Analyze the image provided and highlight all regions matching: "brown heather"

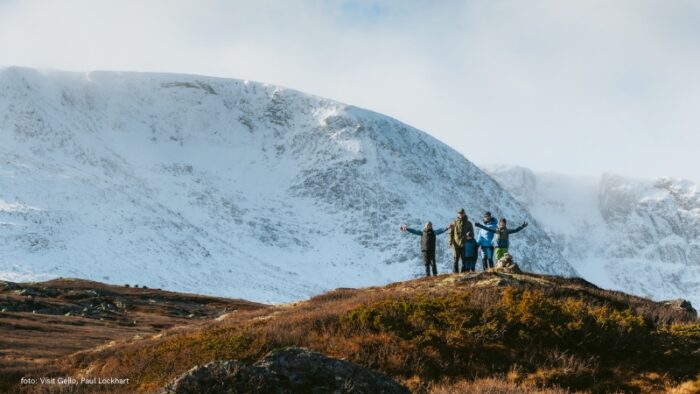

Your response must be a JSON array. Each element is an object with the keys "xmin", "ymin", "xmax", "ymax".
[{"xmin": 9, "ymin": 271, "xmax": 700, "ymax": 393}]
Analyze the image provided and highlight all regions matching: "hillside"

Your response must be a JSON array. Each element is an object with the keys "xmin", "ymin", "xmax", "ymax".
[
  {"xmin": 0, "ymin": 277, "xmax": 265, "ymax": 388},
  {"xmin": 6, "ymin": 269, "xmax": 699, "ymax": 393},
  {"xmin": 0, "ymin": 67, "xmax": 575, "ymax": 303},
  {"xmin": 486, "ymin": 165, "xmax": 700, "ymax": 308}
]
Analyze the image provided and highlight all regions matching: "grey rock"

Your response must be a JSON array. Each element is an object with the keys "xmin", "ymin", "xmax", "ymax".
[
  {"xmin": 0, "ymin": 281, "xmax": 21, "ymax": 291},
  {"xmin": 495, "ymin": 253, "xmax": 522, "ymax": 274},
  {"xmin": 160, "ymin": 360, "xmax": 281, "ymax": 394},
  {"xmin": 160, "ymin": 347, "xmax": 409, "ymax": 394},
  {"xmin": 662, "ymin": 299, "xmax": 697, "ymax": 315}
]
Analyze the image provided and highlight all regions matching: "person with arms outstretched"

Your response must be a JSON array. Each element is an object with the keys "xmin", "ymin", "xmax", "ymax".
[
  {"xmin": 477, "ymin": 211, "xmax": 498, "ymax": 270},
  {"xmin": 475, "ymin": 218, "xmax": 528, "ymax": 262},
  {"xmin": 401, "ymin": 221, "xmax": 449, "ymax": 277}
]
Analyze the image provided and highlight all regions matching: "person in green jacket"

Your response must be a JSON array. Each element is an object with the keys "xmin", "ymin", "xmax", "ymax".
[
  {"xmin": 474, "ymin": 218, "xmax": 528, "ymax": 262},
  {"xmin": 448, "ymin": 208, "xmax": 474, "ymax": 273}
]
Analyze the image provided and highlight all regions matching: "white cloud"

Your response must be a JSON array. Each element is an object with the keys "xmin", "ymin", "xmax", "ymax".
[{"xmin": 1, "ymin": 0, "xmax": 699, "ymax": 180}]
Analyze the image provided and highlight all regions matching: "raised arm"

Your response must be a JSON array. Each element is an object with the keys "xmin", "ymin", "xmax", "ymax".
[
  {"xmin": 508, "ymin": 222, "xmax": 528, "ymax": 234},
  {"xmin": 405, "ymin": 228, "xmax": 423, "ymax": 236},
  {"xmin": 433, "ymin": 227, "xmax": 449, "ymax": 235},
  {"xmin": 475, "ymin": 222, "xmax": 497, "ymax": 233}
]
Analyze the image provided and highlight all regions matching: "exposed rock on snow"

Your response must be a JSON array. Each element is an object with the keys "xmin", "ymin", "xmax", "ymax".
[{"xmin": 486, "ymin": 165, "xmax": 700, "ymax": 307}]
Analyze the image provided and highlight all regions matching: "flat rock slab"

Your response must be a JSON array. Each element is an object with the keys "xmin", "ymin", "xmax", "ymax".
[{"xmin": 160, "ymin": 347, "xmax": 410, "ymax": 394}]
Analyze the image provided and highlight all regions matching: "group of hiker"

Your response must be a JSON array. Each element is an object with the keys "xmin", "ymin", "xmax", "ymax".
[{"xmin": 400, "ymin": 209, "xmax": 528, "ymax": 277}]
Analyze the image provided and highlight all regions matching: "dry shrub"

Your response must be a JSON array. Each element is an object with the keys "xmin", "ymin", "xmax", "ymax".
[
  {"xmin": 429, "ymin": 377, "xmax": 581, "ymax": 394},
  {"xmin": 667, "ymin": 374, "xmax": 700, "ymax": 394},
  {"xmin": 15, "ymin": 276, "xmax": 700, "ymax": 394},
  {"xmin": 523, "ymin": 350, "xmax": 599, "ymax": 389}
]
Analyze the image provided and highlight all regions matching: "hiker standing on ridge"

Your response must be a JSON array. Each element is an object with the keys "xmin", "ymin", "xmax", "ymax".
[
  {"xmin": 401, "ymin": 222, "xmax": 450, "ymax": 277},
  {"xmin": 477, "ymin": 211, "xmax": 498, "ymax": 270},
  {"xmin": 448, "ymin": 209, "xmax": 474, "ymax": 274},
  {"xmin": 475, "ymin": 218, "xmax": 528, "ymax": 262},
  {"xmin": 463, "ymin": 231, "xmax": 479, "ymax": 272}
]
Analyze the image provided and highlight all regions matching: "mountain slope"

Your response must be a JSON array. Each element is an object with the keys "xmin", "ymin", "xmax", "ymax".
[
  {"xmin": 486, "ymin": 165, "xmax": 700, "ymax": 307},
  {"xmin": 0, "ymin": 67, "xmax": 575, "ymax": 303}
]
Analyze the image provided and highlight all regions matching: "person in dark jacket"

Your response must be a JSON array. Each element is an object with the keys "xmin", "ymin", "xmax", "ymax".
[
  {"xmin": 448, "ymin": 209, "xmax": 474, "ymax": 274},
  {"xmin": 475, "ymin": 218, "xmax": 528, "ymax": 262},
  {"xmin": 401, "ymin": 222, "xmax": 449, "ymax": 276},
  {"xmin": 463, "ymin": 232, "xmax": 479, "ymax": 272},
  {"xmin": 477, "ymin": 212, "xmax": 498, "ymax": 270}
]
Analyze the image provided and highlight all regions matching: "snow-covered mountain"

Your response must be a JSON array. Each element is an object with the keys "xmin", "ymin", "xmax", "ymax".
[
  {"xmin": 0, "ymin": 67, "xmax": 575, "ymax": 303},
  {"xmin": 486, "ymin": 165, "xmax": 700, "ymax": 307}
]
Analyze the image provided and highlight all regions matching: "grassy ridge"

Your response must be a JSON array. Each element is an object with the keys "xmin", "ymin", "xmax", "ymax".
[{"xmin": 23, "ymin": 272, "xmax": 700, "ymax": 393}]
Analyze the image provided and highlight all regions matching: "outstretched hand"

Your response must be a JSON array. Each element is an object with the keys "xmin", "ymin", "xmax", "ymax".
[
  {"xmin": 400, "ymin": 225, "xmax": 407, "ymax": 232},
  {"xmin": 522, "ymin": 222, "xmax": 528, "ymax": 227}
]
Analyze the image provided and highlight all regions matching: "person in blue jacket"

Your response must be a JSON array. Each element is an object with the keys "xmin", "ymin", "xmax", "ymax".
[
  {"xmin": 463, "ymin": 231, "xmax": 479, "ymax": 272},
  {"xmin": 400, "ymin": 222, "xmax": 450, "ymax": 277},
  {"xmin": 477, "ymin": 212, "xmax": 498, "ymax": 270}
]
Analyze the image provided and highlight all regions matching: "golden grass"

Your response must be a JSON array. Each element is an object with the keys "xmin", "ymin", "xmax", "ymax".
[{"xmin": 14, "ymin": 272, "xmax": 700, "ymax": 393}]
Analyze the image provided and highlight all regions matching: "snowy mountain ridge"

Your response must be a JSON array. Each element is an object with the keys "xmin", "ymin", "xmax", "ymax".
[
  {"xmin": 0, "ymin": 67, "xmax": 575, "ymax": 303},
  {"xmin": 486, "ymin": 165, "xmax": 700, "ymax": 307}
]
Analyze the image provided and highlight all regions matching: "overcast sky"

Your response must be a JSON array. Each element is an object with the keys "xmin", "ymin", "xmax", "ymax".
[{"xmin": 1, "ymin": 0, "xmax": 698, "ymax": 181}]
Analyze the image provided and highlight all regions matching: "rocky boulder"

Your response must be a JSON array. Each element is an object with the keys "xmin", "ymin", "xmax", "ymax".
[
  {"xmin": 160, "ymin": 347, "xmax": 409, "ymax": 394},
  {"xmin": 495, "ymin": 253, "xmax": 522, "ymax": 274},
  {"xmin": 662, "ymin": 299, "xmax": 697, "ymax": 316},
  {"xmin": 159, "ymin": 359, "xmax": 281, "ymax": 394}
]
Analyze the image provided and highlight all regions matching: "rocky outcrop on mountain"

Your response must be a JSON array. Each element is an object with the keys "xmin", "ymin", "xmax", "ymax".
[
  {"xmin": 486, "ymin": 165, "xmax": 700, "ymax": 309},
  {"xmin": 160, "ymin": 348, "xmax": 409, "ymax": 394}
]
